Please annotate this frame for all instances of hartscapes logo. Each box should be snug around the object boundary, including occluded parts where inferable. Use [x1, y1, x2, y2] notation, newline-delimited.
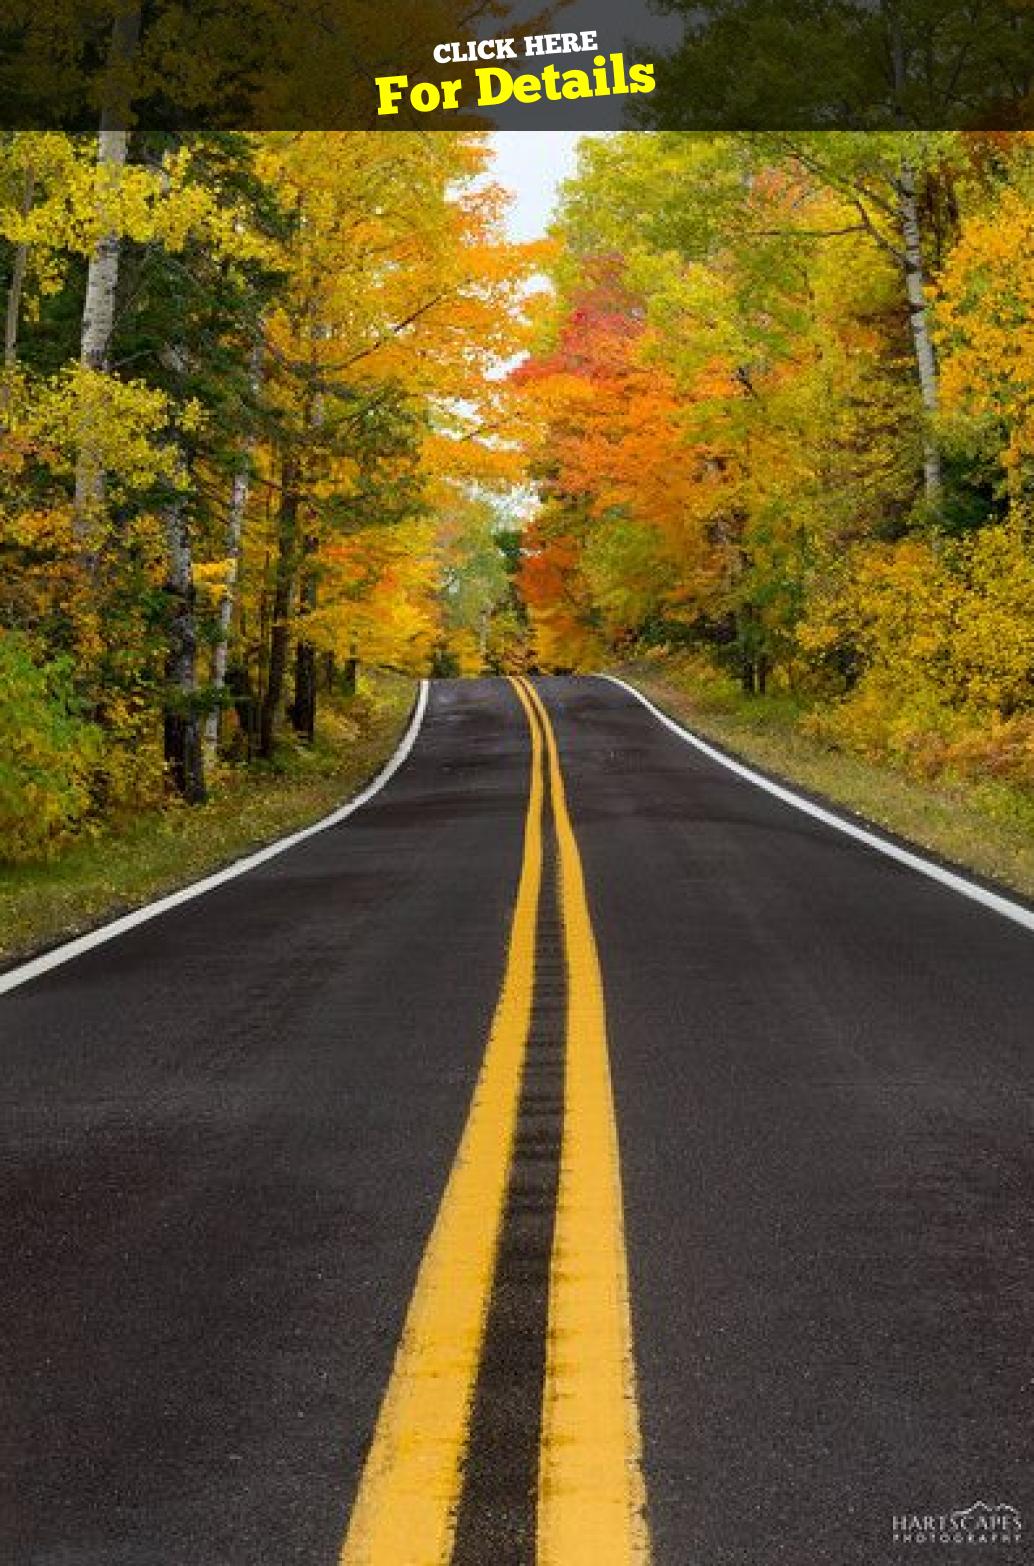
[893, 1502, 1023, 1546]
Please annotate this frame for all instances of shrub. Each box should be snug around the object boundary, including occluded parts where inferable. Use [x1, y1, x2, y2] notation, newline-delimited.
[0, 633, 103, 861]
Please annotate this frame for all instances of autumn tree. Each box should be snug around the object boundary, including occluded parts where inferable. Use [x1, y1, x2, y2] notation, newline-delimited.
[247, 131, 538, 756]
[0, 129, 537, 854]
[518, 130, 1034, 790]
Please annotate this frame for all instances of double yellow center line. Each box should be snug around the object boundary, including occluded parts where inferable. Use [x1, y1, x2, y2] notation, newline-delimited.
[340, 677, 650, 1566]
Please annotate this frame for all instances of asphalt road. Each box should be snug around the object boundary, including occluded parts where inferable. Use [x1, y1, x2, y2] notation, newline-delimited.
[2, 675, 1032, 1564]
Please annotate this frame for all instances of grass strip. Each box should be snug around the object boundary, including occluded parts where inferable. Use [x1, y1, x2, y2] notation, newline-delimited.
[0, 670, 416, 967]
[619, 659, 1034, 908]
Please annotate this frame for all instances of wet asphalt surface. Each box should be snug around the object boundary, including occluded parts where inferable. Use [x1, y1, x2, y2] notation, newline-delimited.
[2, 676, 1032, 1564]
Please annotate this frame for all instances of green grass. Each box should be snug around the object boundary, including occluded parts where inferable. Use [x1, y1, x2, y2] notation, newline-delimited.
[619, 656, 1034, 904]
[0, 670, 417, 967]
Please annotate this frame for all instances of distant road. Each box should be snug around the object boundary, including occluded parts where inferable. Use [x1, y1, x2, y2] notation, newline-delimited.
[2, 676, 1031, 1564]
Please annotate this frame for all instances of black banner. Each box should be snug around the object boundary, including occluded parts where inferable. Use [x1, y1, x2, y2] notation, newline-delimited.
[2, 0, 1033, 129]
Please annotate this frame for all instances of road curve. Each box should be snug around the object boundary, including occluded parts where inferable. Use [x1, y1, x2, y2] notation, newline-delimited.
[2, 675, 1032, 1565]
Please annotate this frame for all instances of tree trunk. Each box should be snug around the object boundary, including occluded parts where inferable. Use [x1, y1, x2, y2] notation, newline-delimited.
[1, 165, 35, 420]
[204, 462, 250, 758]
[228, 662, 259, 761]
[75, 125, 129, 544]
[292, 625, 317, 743]
[259, 452, 300, 760]
[3, 235, 29, 370]
[204, 343, 263, 759]
[162, 473, 205, 804]
[291, 548, 318, 742]
[738, 603, 760, 695]
[343, 641, 359, 697]
[78, 132, 128, 378]
[74, 7, 141, 549]
[896, 160, 942, 507]
[290, 323, 327, 744]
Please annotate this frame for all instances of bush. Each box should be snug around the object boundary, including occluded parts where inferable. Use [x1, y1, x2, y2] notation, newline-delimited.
[0, 634, 103, 861]
[797, 514, 1034, 781]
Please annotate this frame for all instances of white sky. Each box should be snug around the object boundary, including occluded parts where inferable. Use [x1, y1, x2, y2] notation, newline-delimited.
[474, 134, 595, 519]
[490, 131, 593, 241]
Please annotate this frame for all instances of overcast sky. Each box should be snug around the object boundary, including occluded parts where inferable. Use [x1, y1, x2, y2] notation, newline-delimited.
[490, 130, 594, 241]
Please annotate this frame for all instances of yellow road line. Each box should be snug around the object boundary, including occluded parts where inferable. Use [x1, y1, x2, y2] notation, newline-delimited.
[519, 678, 651, 1566]
[340, 681, 544, 1566]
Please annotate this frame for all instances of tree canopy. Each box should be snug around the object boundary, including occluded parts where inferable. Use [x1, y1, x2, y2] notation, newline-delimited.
[515, 130, 1034, 785]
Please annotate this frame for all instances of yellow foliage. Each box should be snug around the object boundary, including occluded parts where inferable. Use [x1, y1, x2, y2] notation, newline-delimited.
[310, 521, 443, 674]
[445, 627, 485, 677]
[801, 515, 1034, 777]
[938, 187, 1034, 479]
[4, 365, 178, 499]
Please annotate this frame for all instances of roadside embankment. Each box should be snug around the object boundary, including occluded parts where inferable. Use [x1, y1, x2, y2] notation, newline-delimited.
[617, 656, 1034, 907]
[0, 671, 416, 967]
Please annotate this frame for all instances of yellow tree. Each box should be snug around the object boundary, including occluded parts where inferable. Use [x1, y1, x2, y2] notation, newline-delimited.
[243, 131, 538, 754]
[938, 184, 1034, 493]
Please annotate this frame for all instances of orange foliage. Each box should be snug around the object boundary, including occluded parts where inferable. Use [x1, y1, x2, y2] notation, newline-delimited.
[514, 262, 744, 666]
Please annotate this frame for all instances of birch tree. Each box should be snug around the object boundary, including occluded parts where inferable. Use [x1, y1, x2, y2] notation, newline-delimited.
[2, 164, 34, 413]
[74, 7, 142, 549]
[205, 341, 264, 758]
[759, 133, 952, 507]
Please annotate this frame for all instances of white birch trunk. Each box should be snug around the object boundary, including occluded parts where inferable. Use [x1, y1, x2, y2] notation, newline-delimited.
[74, 128, 129, 541]
[3, 241, 28, 369]
[1, 166, 36, 418]
[204, 463, 250, 756]
[74, 8, 141, 547]
[204, 342, 264, 758]
[896, 160, 943, 507]
[162, 448, 205, 802]
[78, 130, 127, 376]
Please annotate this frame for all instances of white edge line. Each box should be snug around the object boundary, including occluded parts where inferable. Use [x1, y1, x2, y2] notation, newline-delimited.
[603, 674, 1034, 938]
[0, 680, 431, 999]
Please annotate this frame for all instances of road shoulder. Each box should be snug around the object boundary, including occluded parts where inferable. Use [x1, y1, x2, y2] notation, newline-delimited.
[615, 660, 1034, 914]
[0, 671, 418, 973]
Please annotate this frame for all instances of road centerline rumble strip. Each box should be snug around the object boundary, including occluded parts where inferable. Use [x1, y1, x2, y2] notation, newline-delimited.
[339, 678, 650, 1565]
